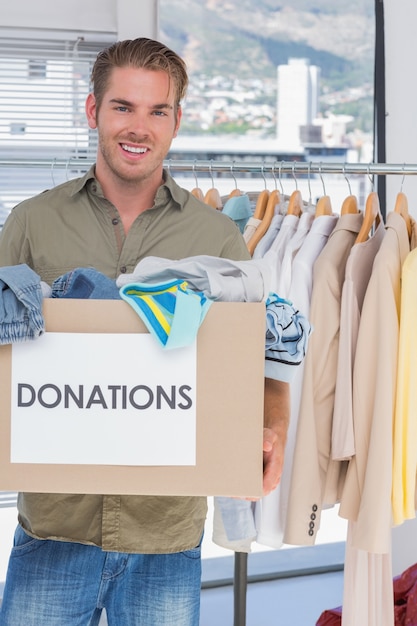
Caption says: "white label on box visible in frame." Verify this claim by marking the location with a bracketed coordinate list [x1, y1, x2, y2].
[10, 333, 197, 466]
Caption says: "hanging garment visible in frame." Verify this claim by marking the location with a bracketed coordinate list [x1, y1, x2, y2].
[212, 498, 257, 553]
[392, 242, 417, 524]
[323, 214, 388, 626]
[276, 211, 315, 299]
[339, 212, 414, 553]
[252, 213, 284, 259]
[246, 189, 281, 256]
[261, 212, 301, 301]
[339, 210, 417, 626]
[212, 288, 312, 551]
[342, 526, 394, 626]
[255, 213, 338, 548]
[221, 194, 252, 233]
[331, 218, 385, 461]
[242, 216, 262, 244]
[284, 212, 363, 547]
[266, 212, 300, 266]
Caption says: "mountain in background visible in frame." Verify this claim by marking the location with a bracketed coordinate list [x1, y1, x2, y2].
[160, 0, 375, 90]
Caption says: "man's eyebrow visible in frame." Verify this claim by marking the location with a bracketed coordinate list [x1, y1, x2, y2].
[109, 98, 134, 107]
[153, 103, 174, 110]
[108, 98, 173, 110]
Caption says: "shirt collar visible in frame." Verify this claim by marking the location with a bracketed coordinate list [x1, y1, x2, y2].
[153, 169, 185, 211]
[69, 165, 184, 211]
[68, 165, 96, 197]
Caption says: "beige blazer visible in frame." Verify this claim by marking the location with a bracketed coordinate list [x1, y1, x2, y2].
[284, 212, 363, 546]
[339, 212, 412, 553]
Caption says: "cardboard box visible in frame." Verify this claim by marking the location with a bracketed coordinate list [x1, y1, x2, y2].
[0, 299, 265, 497]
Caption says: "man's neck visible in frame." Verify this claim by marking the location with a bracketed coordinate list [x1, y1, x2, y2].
[96, 167, 164, 233]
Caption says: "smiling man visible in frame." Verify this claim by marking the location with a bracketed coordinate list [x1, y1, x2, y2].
[0, 38, 290, 626]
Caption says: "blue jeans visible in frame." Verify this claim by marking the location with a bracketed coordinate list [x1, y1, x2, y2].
[0, 525, 202, 626]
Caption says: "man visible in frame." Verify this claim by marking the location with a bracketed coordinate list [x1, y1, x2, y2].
[0, 38, 289, 625]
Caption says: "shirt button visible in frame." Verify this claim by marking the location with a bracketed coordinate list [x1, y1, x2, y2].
[120, 266, 127, 274]
[112, 218, 119, 225]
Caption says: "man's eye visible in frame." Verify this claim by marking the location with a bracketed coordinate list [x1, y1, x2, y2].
[153, 110, 166, 116]
[116, 106, 129, 112]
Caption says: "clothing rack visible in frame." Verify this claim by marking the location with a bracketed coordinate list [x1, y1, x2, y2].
[2, 156, 416, 626]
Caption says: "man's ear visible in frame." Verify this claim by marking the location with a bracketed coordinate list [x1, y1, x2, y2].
[173, 105, 182, 138]
[85, 93, 98, 130]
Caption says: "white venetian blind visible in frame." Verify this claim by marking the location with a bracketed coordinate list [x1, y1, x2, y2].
[0, 34, 114, 216]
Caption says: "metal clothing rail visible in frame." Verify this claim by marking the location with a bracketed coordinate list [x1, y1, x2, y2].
[166, 160, 417, 177]
[1, 158, 417, 176]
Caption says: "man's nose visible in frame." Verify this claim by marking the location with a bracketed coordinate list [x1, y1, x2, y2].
[127, 111, 149, 137]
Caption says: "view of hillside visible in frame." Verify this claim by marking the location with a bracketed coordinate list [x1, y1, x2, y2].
[159, 0, 375, 137]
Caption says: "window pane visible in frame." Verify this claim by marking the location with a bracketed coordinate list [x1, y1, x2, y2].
[160, 0, 375, 207]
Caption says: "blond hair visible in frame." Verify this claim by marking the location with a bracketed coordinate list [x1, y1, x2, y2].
[91, 38, 188, 115]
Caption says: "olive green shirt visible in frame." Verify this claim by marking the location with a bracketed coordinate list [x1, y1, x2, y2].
[0, 167, 250, 553]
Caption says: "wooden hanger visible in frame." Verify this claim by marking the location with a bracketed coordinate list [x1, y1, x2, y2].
[394, 191, 412, 239]
[341, 195, 359, 215]
[204, 186, 223, 209]
[287, 190, 303, 217]
[191, 187, 205, 201]
[247, 189, 281, 256]
[252, 189, 270, 220]
[355, 191, 381, 243]
[315, 195, 332, 217]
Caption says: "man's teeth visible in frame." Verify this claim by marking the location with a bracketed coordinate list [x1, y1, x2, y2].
[122, 144, 147, 154]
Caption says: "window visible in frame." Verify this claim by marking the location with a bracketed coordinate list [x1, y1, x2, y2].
[160, 0, 375, 207]
[0, 34, 113, 211]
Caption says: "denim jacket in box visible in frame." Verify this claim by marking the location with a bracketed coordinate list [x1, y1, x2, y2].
[51, 267, 121, 300]
[0, 264, 45, 344]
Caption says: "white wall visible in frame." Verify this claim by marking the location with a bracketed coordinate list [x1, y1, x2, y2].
[0, 0, 158, 40]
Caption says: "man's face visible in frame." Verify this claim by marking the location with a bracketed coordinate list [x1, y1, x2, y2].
[85, 66, 181, 186]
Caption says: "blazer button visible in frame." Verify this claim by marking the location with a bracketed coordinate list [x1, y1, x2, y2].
[308, 529, 314, 536]
[312, 504, 318, 512]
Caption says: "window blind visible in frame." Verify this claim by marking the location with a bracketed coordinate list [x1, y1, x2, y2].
[0, 35, 113, 217]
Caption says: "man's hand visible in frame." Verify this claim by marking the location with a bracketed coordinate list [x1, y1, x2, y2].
[262, 378, 290, 497]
